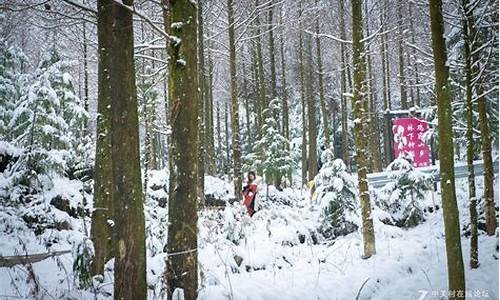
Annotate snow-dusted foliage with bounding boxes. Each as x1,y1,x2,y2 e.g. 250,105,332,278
137,64,162,171
313,149,358,239
144,169,169,256
243,99,295,188
222,203,248,245
375,158,433,228
2,50,89,199
0,39,28,140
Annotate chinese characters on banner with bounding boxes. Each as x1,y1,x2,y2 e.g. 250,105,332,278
392,118,431,167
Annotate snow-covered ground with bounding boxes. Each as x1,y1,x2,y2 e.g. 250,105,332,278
0,172,497,299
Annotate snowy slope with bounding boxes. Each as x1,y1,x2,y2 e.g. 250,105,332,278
0,173,497,300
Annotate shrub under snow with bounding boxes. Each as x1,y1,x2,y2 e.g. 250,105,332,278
314,149,358,239
375,158,433,228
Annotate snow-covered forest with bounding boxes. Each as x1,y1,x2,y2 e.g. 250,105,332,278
0,0,498,299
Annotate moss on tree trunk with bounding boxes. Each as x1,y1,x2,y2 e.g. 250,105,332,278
106,0,147,299
164,1,200,299
462,0,478,268
351,0,376,259
90,0,114,277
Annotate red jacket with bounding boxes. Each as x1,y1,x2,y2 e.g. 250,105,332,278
242,183,257,216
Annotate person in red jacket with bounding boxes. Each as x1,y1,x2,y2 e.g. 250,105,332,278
242,171,258,217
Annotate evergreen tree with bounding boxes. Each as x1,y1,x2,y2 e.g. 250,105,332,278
9,53,88,189
0,39,27,140
314,150,358,239
376,158,433,228
244,99,294,188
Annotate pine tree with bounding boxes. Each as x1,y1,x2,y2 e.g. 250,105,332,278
49,58,88,150
244,99,294,188
314,150,357,239
429,0,466,296
0,39,27,141
376,158,433,228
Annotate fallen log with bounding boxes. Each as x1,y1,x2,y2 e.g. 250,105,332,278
0,250,71,268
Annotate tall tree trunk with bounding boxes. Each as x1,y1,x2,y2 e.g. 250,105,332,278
227,0,243,197
90,0,114,277
365,0,382,172
384,0,392,110
242,62,252,153
252,40,263,132
164,1,199,299
351,0,376,259
315,5,331,149
462,0,478,268
82,18,89,114
255,0,266,129
339,0,349,169
279,6,289,141
224,102,230,175
299,3,308,186
478,86,497,236
397,1,408,109
216,100,222,174
197,1,206,207
206,40,216,175
108,0,146,298
268,0,277,99
466,2,497,237
429,0,466,295
408,2,422,107
305,33,318,182
379,5,391,166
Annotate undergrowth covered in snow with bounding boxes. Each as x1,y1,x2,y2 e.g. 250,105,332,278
0,167,498,299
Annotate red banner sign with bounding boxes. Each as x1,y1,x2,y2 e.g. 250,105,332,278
392,118,431,167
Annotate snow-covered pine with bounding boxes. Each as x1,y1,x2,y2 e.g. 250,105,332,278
375,158,433,228
243,98,295,189
313,149,358,239
6,50,88,196
0,39,28,141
